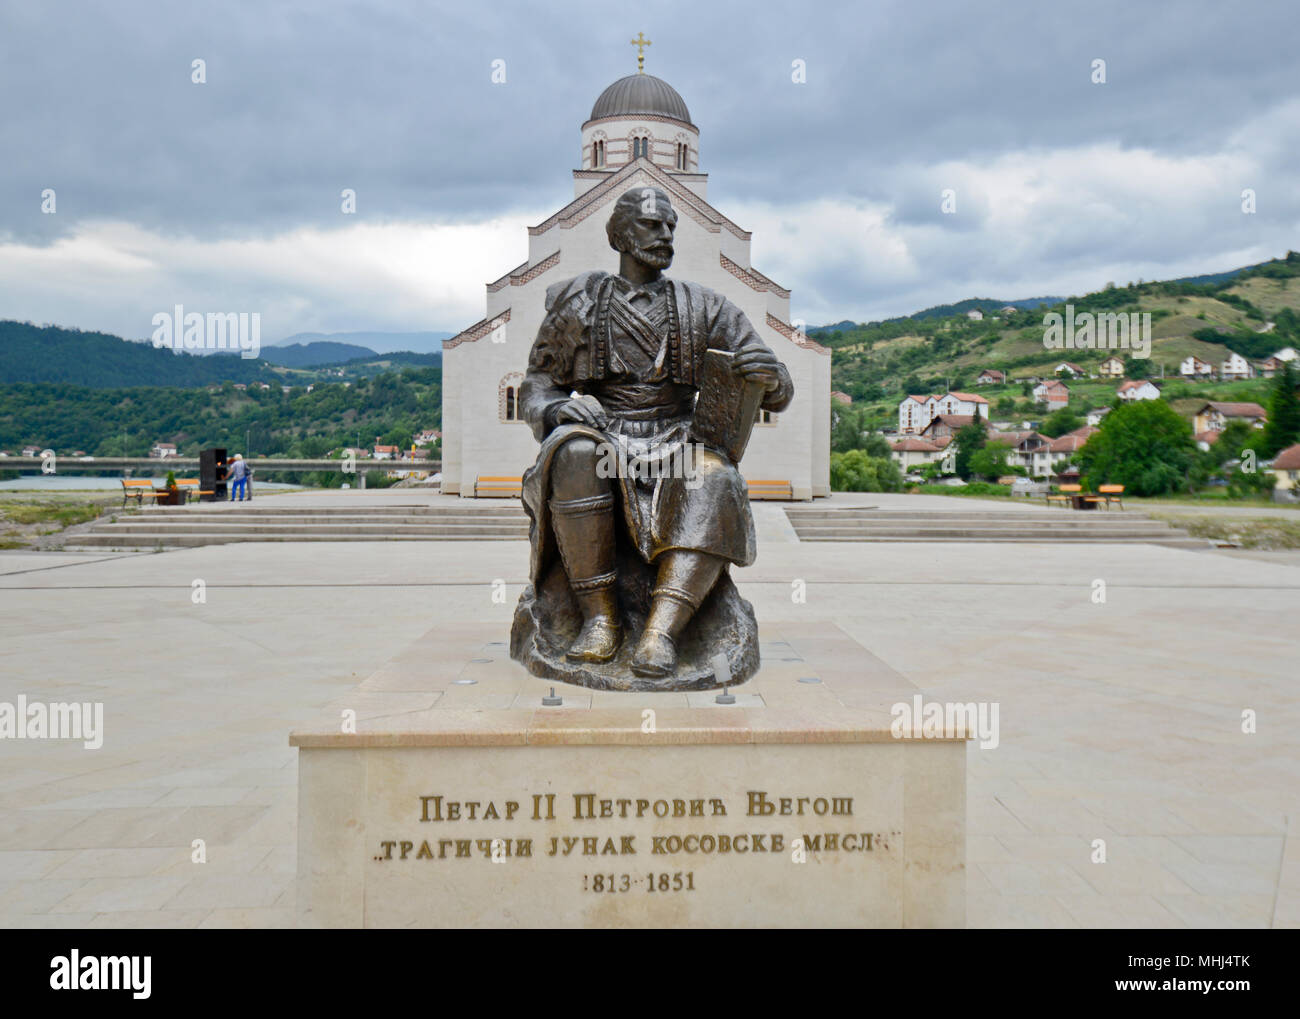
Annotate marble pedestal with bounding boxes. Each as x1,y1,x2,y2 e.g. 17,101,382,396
290,621,968,928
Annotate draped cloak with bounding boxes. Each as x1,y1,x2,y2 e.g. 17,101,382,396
518,270,795,588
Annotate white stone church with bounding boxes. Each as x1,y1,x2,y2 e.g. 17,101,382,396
441,66,831,499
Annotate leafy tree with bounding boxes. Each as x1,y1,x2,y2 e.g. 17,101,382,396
968,441,1012,480
829,450,903,492
1077,400,1199,495
1211,419,1263,467
1262,361,1300,457
952,420,988,480
1038,407,1084,438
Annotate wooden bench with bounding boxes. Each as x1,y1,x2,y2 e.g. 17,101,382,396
1045,483,1081,507
175,478,215,504
475,475,522,498
1090,484,1124,510
747,479,794,501
120,479,162,508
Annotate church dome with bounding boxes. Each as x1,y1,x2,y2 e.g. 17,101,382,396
589,74,693,125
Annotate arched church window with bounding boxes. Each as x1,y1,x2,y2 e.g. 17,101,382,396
676,143,687,170
593,140,605,167
499,372,525,423
633,137,649,159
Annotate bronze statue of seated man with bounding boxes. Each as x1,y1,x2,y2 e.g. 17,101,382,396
510,186,794,687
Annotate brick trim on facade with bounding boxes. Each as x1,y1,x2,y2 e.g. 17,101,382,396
443,309,511,350
767,312,830,354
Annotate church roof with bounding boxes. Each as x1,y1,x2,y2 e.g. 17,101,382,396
589,74,693,125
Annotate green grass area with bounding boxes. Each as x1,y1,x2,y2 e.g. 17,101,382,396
910,483,1013,497
1148,513,1300,549
0,494,116,547
1128,491,1298,509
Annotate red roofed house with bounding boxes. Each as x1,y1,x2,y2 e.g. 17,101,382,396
1048,426,1097,459
831,390,853,406
898,394,932,434
372,444,400,460
1033,380,1070,407
889,437,943,471
919,414,989,445
976,369,1005,385
1117,379,1160,402
936,391,989,418
1098,355,1125,379
1271,443,1300,499
1192,402,1267,434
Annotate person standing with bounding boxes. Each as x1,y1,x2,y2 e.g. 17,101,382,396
227,453,248,501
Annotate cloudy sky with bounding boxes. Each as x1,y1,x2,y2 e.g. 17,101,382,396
1,0,1297,342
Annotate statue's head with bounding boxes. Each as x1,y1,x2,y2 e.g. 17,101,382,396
606,186,677,270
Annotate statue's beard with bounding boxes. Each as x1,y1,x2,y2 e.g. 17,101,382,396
631,243,673,269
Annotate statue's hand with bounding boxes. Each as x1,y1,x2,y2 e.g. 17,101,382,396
554,396,608,429
731,347,782,392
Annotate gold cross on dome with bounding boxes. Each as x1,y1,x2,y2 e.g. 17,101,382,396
630,32,651,73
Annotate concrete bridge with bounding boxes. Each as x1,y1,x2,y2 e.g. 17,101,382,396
1,456,442,482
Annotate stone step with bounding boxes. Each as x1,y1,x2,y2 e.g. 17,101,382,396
789,519,1174,532
785,510,1138,522
67,532,528,547
140,506,525,518
796,535,1208,548
90,523,531,536
117,514,524,526
790,526,1182,539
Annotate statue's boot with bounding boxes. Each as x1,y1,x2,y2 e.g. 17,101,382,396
630,625,678,677
551,493,622,663
631,551,725,678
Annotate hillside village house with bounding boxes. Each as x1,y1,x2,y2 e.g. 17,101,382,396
976,369,1005,385
1117,379,1160,401
831,390,853,405
1097,355,1125,379
1220,351,1255,380
1271,443,1300,499
1272,346,1299,362
897,390,988,433
372,445,399,460
983,426,1096,477
999,305,1018,315
966,309,984,321
1180,355,1213,378
1054,362,1085,378
1086,407,1112,427
149,442,177,459
1192,401,1268,434
919,414,984,445
889,437,944,471
414,429,442,444
1033,380,1069,407
1258,356,1284,378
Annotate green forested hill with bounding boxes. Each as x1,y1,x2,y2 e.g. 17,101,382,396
0,367,441,457
0,321,279,387
815,252,1300,425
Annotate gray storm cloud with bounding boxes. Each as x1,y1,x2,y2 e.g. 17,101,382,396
1,0,1296,335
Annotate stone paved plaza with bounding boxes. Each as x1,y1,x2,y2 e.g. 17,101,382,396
1,491,1297,928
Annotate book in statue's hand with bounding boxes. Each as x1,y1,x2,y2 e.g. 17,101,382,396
689,348,766,463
